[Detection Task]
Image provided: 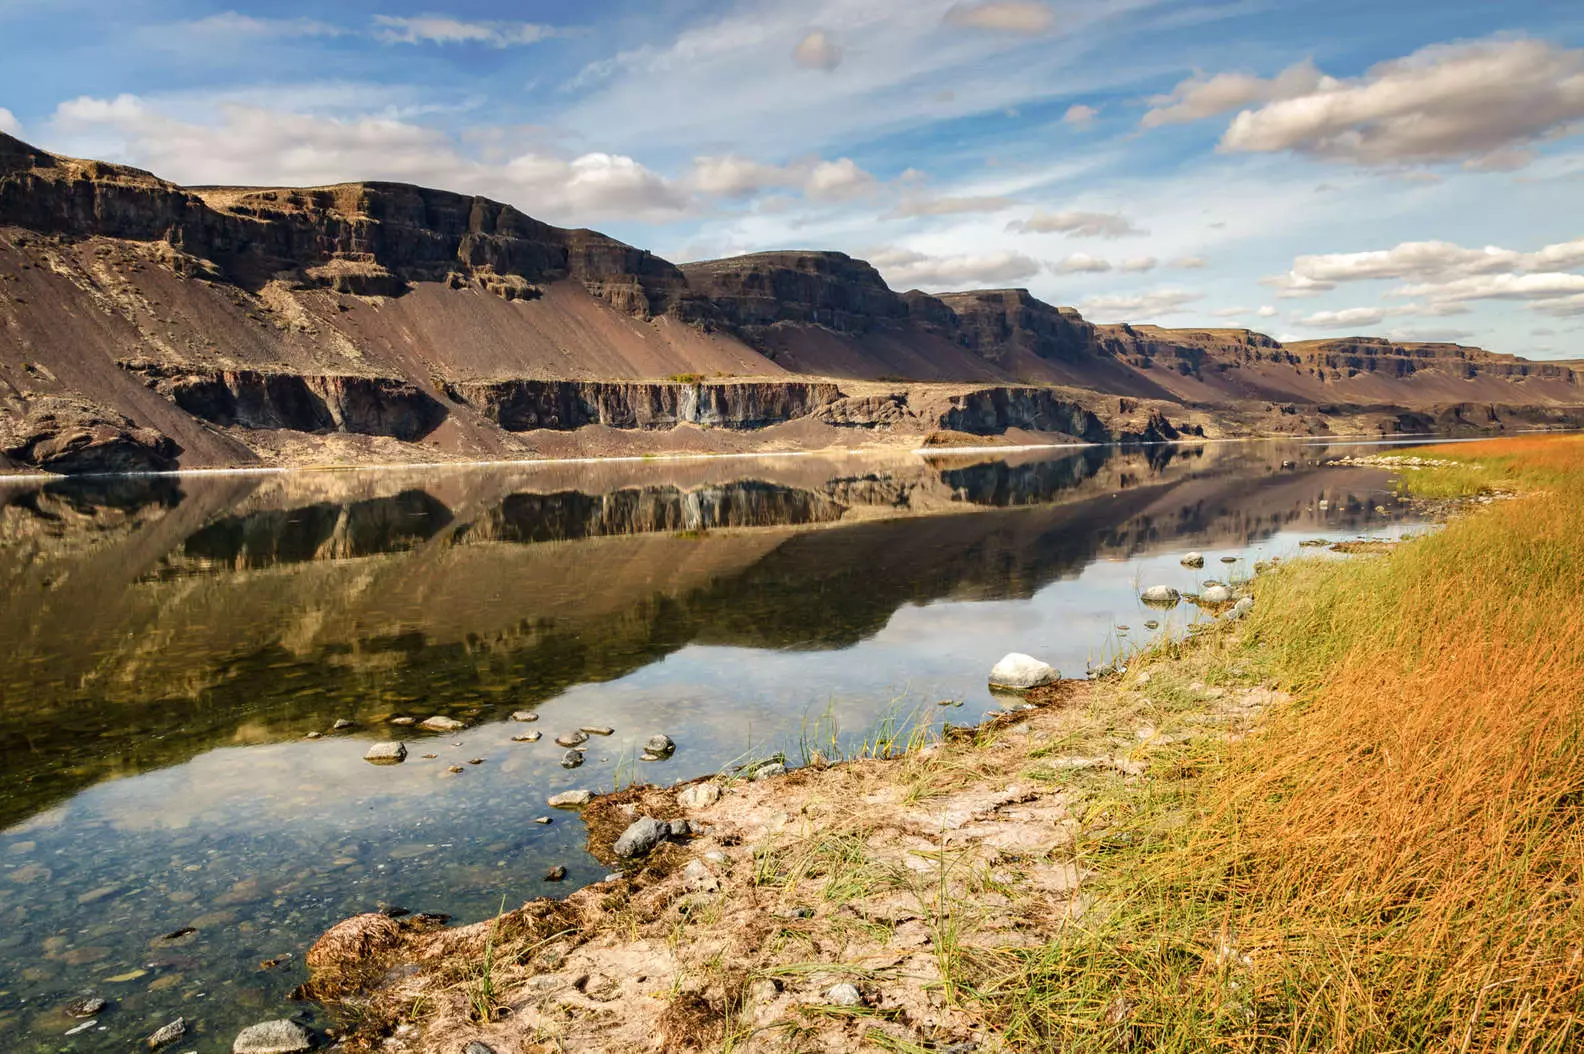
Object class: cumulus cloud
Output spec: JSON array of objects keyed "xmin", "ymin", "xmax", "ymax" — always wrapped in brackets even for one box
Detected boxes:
[
  {"xmin": 1217, "ymin": 38, "xmax": 1584, "ymax": 168},
  {"xmin": 793, "ymin": 30, "xmax": 843, "ymax": 71},
  {"xmin": 804, "ymin": 157, "xmax": 875, "ymax": 200},
  {"xmin": 1142, "ymin": 60, "xmax": 1330, "ymax": 128},
  {"xmin": 1077, "ymin": 288, "xmax": 1203, "ymax": 321},
  {"xmin": 1385, "ymin": 326, "xmax": 1477, "ymax": 342},
  {"xmin": 1119, "ymin": 255, "xmax": 1157, "ymax": 273},
  {"xmin": 1006, "ymin": 209, "xmax": 1145, "ymax": 238},
  {"xmin": 870, "ymin": 247, "xmax": 1042, "ymax": 290},
  {"xmin": 1394, "ymin": 273, "xmax": 1584, "ymax": 304},
  {"xmin": 943, "ymin": 2, "xmax": 1055, "ymax": 34},
  {"xmin": 1296, "ymin": 307, "xmax": 1393, "ymax": 328},
  {"xmin": 1172, "ymin": 255, "xmax": 1207, "ymax": 269},
  {"xmin": 48, "ymin": 94, "xmax": 687, "ymax": 222},
  {"xmin": 0, "ymin": 108, "xmax": 22, "ymax": 137},
  {"xmin": 1257, "ymin": 305, "xmax": 1278, "ymax": 318},
  {"xmin": 1279, "ymin": 237, "xmax": 1584, "ymax": 285},
  {"xmin": 886, "ymin": 194, "xmax": 1019, "ymax": 218},
  {"xmin": 1063, "ymin": 104, "xmax": 1098, "ymax": 129},
  {"xmin": 1533, "ymin": 295, "xmax": 1584, "ymax": 317},
  {"xmin": 372, "ymin": 15, "xmax": 554, "ymax": 47},
  {"xmin": 1055, "ymin": 253, "xmax": 1112, "ymax": 274}
]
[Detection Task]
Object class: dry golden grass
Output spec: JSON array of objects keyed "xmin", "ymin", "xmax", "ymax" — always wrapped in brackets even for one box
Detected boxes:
[{"xmin": 973, "ymin": 435, "xmax": 1584, "ymax": 1052}]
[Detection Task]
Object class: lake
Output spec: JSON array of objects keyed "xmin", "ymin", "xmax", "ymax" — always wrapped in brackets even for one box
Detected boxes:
[{"xmin": 0, "ymin": 440, "xmax": 1424, "ymax": 1050}]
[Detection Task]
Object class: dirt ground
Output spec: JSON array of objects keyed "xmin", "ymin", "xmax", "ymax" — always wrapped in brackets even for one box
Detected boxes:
[{"xmin": 306, "ymin": 619, "xmax": 1286, "ymax": 1053}]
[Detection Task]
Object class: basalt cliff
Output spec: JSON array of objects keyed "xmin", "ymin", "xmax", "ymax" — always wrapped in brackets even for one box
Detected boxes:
[{"xmin": 1, "ymin": 131, "xmax": 1579, "ymax": 474}]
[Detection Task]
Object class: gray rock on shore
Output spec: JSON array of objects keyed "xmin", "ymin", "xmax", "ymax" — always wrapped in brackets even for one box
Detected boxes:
[
  {"xmin": 232, "ymin": 1018, "xmax": 313, "ymax": 1053},
  {"xmin": 1200, "ymin": 585, "xmax": 1233, "ymax": 604},
  {"xmin": 548, "ymin": 789, "xmax": 594, "ymax": 808},
  {"xmin": 753, "ymin": 762, "xmax": 786, "ymax": 781},
  {"xmin": 363, "ymin": 742, "xmax": 407, "ymax": 764},
  {"xmin": 988, "ymin": 653, "xmax": 1059, "ymax": 690},
  {"xmin": 614, "ymin": 817, "xmax": 669, "ymax": 859},
  {"xmin": 677, "ymin": 782, "xmax": 721, "ymax": 809}
]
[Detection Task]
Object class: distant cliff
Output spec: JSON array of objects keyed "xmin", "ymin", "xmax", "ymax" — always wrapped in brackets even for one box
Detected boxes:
[{"xmin": 1, "ymin": 131, "xmax": 1580, "ymax": 474}]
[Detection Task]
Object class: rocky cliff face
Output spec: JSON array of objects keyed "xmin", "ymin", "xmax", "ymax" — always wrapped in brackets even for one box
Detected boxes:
[
  {"xmin": 679, "ymin": 252, "xmax": 912, "ymax": 335},
  {"xmin": 456, "ymin": 380, "xmax": 844, "ymax": 432}
]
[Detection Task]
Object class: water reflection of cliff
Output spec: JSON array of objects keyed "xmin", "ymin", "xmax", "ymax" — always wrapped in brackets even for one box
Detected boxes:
[{"xmin": 0, "ymin": 443, "xmax": 1403, "ymax": 826}]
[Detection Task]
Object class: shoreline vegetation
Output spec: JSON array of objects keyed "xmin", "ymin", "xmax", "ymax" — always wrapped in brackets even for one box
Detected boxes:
[{"xmin": 305, "ymin": 435, "xmax": 1584, "ymax": 1053}]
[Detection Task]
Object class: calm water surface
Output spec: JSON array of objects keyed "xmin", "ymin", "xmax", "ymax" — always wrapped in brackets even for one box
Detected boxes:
[{"xmin": 0, "ymin": 441, "xmax": 1428, "ymax": 1049}]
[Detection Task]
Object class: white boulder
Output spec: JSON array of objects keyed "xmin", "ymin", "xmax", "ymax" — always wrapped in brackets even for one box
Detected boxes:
[{"xmin": 988, "ymin": 653, "xmax": 1059, "ymax": 690}]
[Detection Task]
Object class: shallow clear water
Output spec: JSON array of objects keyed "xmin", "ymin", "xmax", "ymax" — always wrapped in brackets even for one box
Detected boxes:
[{"xmin": 0, "ymin": 440, "xmax": 1427, "ymax": 1049}]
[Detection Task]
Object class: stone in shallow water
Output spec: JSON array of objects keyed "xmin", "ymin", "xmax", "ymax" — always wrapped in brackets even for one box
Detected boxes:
[
  {"xmin": 555, "ymin": 730, "xmax": 589, "ymax": 747},
  {"xmin": 332, "ymin": 718, "xmax": 354, "ymax": 730},
  {"xmin": 512, "ymin": 730, "xmax": 542, "ymax": 742},
  {"xmin": 363, "ymin": 742, "xmax": 407, "ymax": 764},
  {"xmin": 560, "ymin": 750, "xmax": 585, "ymax": 769},
  {"xmin": 232, "ymin": 1018, "xmax": 313, "ymax": 1053},
  {"xmin": 548, "ymin": 789, "xmax": 593, "ymax": 808},
  {"xmin": 419, "ymin": 715, "xmax": 464, "ymax": 732},
  {"xmin": 146, "ymin": 1017, "xmax": 185, "ymax": 1049},
  {"xmin": 580, "ymin": 725, "xmax": 615, "ymax": 736},
  {"xmin": 1141, "ymin": 585, "xmax": 1181, "ymax": 606},
  {"xmin": 1180, "ymin": 551, "xmax": 1205, "ymax": 568},
  {"xmin": 988, "ymin": 653, "xmax": 1059, "ymax": 690},
  {"xmin": 544, "ymin": 865, "xmax": 567, "ymax": 881},
  {"xmin": 511, "ymin": 711, "xmax": 538, "ymax": 722},
  {"xmin": 64, "ymin": 996, "xmax": 105, "ymax": 1018}
]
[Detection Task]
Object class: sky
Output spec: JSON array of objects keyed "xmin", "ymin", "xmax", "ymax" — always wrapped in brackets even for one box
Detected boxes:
[{"xmin": 1, "ymin": 0, "xmax": 1582, "ymax": 358}]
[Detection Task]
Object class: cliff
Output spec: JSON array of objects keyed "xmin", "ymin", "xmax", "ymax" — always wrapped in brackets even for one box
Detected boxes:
[{"xmin": 1, "ymin": 130, "xmax": 1580, "ymax": 474}]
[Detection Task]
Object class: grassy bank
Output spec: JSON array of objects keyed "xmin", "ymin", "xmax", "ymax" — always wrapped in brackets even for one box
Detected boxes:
[{"xmin": 971, "ymin": 436, "xmax": 1584, "ymax": 1051}]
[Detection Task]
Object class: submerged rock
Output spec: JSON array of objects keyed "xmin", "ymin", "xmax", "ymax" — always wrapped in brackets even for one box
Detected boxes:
[
  {"xmin": 147, "ymin": 1018, "xmax": 185, "ymax": 1049},
  {"xmin": 1141, "ymin": 585, "xmax": 1181, "ymax": 606},
  {"xmin": 419, "ymin": 715, "xmax": 464, "ymax": 732},
  {"xmin": 544, "ymin": 865, "xmax": 567, "ymax": 882},
  {"xmin": 548, "ymin": 790, "xmax": 594, "ymax": 808},
  {"xmin": 232, "ymin": 1018, "xmax": 313, "ymax": 1053},
  {"xmin": 363, "ymin": 742, "xmax": 407, "ymax": 765},
  {"xmin": 613, "ymin": 817, "xmax": 669, "ymax": 859},
  {"xmin": 677, "ymin": 782, "xmax": 721, "ymax": 809},
  {"xmin": 988, "ymin": 653, "xmax": 1059, "ymax": 690},
  {"xmin": 555, "ymin": 730, "xmax": 590, "ymax": 748},
  {"xmin": 64, "ymin": 996, "xmax": 106, "ymax": 1018},
  {"xmin": 1180, "ymin": 552, "xmax": 1205, "ymax": 568},
  {"xmin": 645, "ymin": 733, "xmax": 676, "ymax": 755},
  {"xmin": 560, "ymin": 750, "xmax": 585, "ymax": 769}
]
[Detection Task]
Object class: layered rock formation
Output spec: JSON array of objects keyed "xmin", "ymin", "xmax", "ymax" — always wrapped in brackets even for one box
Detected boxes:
[{"xmin": 1, "ymin": 130, "xmax": 1579, "ymax": 474}]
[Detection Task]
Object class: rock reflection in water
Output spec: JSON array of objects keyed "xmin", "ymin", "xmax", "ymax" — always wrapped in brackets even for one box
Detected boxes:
[{"xmin": 0, "ymin": 441, "xmax": 1424, "ymax": 1051}]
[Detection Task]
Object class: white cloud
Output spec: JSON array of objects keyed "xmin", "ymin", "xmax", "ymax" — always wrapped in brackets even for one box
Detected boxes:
[
  {"xmin": 1384, "ymin": 326, "xmax": 1477, "ymax": 342},
  {"xmin": 1533, "ymin": 294, "xmax": 1584, "ymax": 318},
  {"xmin": 686, "ymin": 155, "xmax": 797, "ymax": 197},
  {"xmin": 1077, "ymin": 288, "xmax": 1202, "ymax": 321},
  {"xmin": 943, "ymin": 2, "xmax": 1055, "ymax": 34},
  {"xmin": 1063, "ymin": 103, "xmax": 1098, "ymax": 129},
  {"xmin": 870, "ymin": 247, "xmax": 1042, "ymax": 289},
  {"xmin": 0, "ymin": 107, "xmax": 21, "ymax": 137},
  {"xmin": 1172, "ymin": 255, "xmax": 1207, "ymax": 269},
  {"xmin": 48, "ymin": 94, "xmax": 687, "ymax": 222},
  {"xmin": 1394, "ymin": 273, "xmax": 1584, "ymax": 304},
  {"xmin": 1142, "ymin": 60, "xmax": 1329, "ymax": 128},
  {"xmin": 1119, "ymin": 255, "xmax": 1157, "ymax": 272},
  {"xmin": 886, "ymin": 194, "xmax": 1019, "ymax": 218},
  {"xmin": 1055, "ymin": 252, "xmax": 1111, "ymax": 274},
  {"xmin": 1296, "ymin": 306, "xmax": 1393, "ymax": 328},
  {"xmin": 177, "ymin": 12, "xmax": 344, "ymax": 39},
  {"xmin": 371, "ymin": 15, "xmax": 554, "ymax": 47},
  {"xmin": 1262, "ymin": 271, "xmax": 1337, "ymax": 298},
  {"xmin": 793, "ymin": 30, "xmax": 844, "ymax": 71},
  {"xmin": 1219, "ymin": 38, "xmax": 1584, "ymax": 168},
  {"xmin": 805, "ymin": 157, "xmax": 875, "ymax": 200},
  {"xmin": 1006, "ymin": 209, "xmax": 1145, "ymax": 238},
  {"xmin": 1280, "ymin": 237, "xmax": 1584, "ymax": 284},
  {"xmin": 1256, "ymin": 305, "xmax": 1278, "ymax": 318}
]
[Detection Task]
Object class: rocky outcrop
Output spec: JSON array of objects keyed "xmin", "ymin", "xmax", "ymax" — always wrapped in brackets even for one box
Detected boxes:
[
  {"xmin": 679, "ymin": 252, "xmax": 910, "ymax": 336},
  {"xmin": 939, "ymin": 388, "xmax": 1113, "ymax": 442},
  {"xmin": 933, "ymin": 289, "xmax": 1098, "ymax": 366},
  {"xmin": 125, "ymin": 365, "xmax": 449, "ymax": 440},
  {"xmin": 457, "ymin": 380, "xmax": 842, "ymax": 432},
  {"xmin": 0, "ymin": 394, "xmax": 178, "ymax": 473}
]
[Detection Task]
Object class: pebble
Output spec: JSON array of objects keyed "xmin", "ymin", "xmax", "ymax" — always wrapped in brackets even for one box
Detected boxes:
[
  {"xmin": 548, "ymin": 790, "xmax": 594, "ymax": 808},
  {"xmin": 644, "ymin": 733, "xmax": 675, "ymax": 755},
  {"xmin": 753, "ymin": 763, "xmax": 786, "ymax": 781},
  {"xmin": 682, "ymin": 859, "xmax": 719, "ymax": 893},
  {"xmin": 825, "ymin": 983, "xmax": 863, "ymax": 1007},
  {"xmin": 467, "ymin": 758, "xmax": 485, "ymax": 765},
  {"xmin": 363, "ymin": 742, "xmax": 407, "ymax": 764},
  {"xmin": 512, "ymin": 731, "xmax": 542, "ymax": 742},
  {"xmin": 580, "ymin": 726, "xmax": 615, "ymax": 736},
  {"xmin": 677, "ymin": 782, "xmax": 721, "ymax": 809},
  {"xmin": 1144, "ymin": 620, "xmax": 1160, "ymax": 630},
  {"xmin": 446, "ymin": 765, "xmax": 465, "ymax": 775},
  {"xmin": 232, "ymin": 1018, "xmax": 313, "ymax": 1053},
  {"xmin": 555, "ymin": 731, "xmax": 589, "ymax": 748},
  {"xmin": 419, "ymin": 715, "xmax": 464, "ymax": 732},
  {"xmin": 332, "ymin": 719, "xmax": 354, "ymax": 730},
  {"xmin": 533, "ymin": 816, "xmax": 552, "ymax": 825},
  {"xmin": 1220, "ymin": 555, "xmax": 1239, "ymax": 564},
  {"xmin": 544, "ymin": 865, "xmax": 567, "ymax": 882},
  {"xmin": 304, "ymin": 731, "xmax": 322, "ymax": 740},
  {"xmin": 560, "ymin": 750, "xmax": 585, "ymax": 769},
  {"xmin": 147, "ymin": 1018, "xmax": 185, "ymax": 1049},
  {"xmin": 510, "ymin": 711, "xmax": 538, "ymax": 722},
  {"xmin": 64, "ymin": 1020, "xmax": 96, "ymax": 1036},
  {"xmin": 390, "ymin": 716, "xmax": 416, "ymax": 726}
]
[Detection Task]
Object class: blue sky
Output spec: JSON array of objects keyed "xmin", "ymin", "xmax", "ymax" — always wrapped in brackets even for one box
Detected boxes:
[{"xmin": 2, "ymin": 0, "xmax": 1582, "ymax": 357}]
